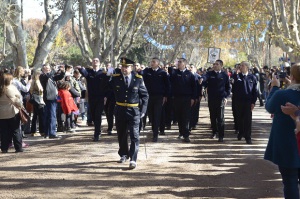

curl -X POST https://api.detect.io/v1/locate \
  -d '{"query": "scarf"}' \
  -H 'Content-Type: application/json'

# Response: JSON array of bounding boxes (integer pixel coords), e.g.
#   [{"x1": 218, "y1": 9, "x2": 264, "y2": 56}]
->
[{"x1": 287, "y1": 84, "x2": 300, "y2": 91}]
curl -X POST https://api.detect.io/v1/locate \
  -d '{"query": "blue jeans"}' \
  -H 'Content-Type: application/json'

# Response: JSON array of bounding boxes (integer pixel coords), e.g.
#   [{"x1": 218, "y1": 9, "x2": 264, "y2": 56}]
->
[
  {"x1": 278, "y1": 166, "x2": 300, "y2": 199},
  {"x1": 44, "y1": 100, "x2": 57, "y2": 137}
]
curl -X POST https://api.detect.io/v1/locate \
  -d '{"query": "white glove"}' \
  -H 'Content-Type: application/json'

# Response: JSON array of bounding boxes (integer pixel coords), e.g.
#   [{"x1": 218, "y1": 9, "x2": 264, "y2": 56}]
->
[{"x1": 140, "y1": 113, "x2": 145, "y2": 118}]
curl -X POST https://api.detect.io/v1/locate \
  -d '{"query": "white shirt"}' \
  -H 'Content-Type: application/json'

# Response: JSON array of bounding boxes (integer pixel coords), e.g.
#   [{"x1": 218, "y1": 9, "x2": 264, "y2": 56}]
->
[
  {"x1": 123, "y1": 73, "x2": 132, "y2": 87},
  {"x1": 214, "y1": 70, "x2": 221, "y2": 73},
  {"x1": 179, "y1": 68, "x2": 187, "y2": 73},
  {"x1": 242, "y1": 72, "x2": 248, "y2": 76}
]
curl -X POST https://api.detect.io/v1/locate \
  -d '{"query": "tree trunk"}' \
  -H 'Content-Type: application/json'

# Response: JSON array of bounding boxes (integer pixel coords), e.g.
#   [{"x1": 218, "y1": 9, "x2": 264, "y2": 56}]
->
[
  {"x1": 32, "y1": 0, "x2": 75, "y2": 68},
  {"x1": 6, "y1": 0, "x2": 28, "y2": 68}
]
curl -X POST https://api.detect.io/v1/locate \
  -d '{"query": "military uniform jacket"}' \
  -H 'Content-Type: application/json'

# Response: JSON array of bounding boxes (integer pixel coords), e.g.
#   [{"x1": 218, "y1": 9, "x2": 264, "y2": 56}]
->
[
  {"x1": 142, "y1": 68, "x2": 170, "y2": 97},
  {"x1": 202, "y1": 70, "x2": 231, "y2": 100},
  {"x1": 78, "y1": 68, "x2": 110, "y2": 100},
  {"x1": 168, "y1": 68, "x2": 197, "y2": 99},
  {"x1": 110, "y1": 72, "x2": 149, "y2": 115},
  {"x1": 232, "y1": 73, "x2": 258, "y2": 104}
]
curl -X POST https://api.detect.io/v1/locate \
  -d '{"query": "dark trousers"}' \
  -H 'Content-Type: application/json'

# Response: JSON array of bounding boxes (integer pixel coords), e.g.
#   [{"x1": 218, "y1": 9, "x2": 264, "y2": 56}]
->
[
  {"x1": 115, "y1": 106, "x2": 140, "y2": 162},
  {"x1": 160, "y1": 103, "x2": 166, "y2": 133},
  {"x1": 279, "y1": 166, "x2": 300, "y2": 199},
  {"x1": 30, "y1": 104, "x2": 44, "y2": 134},
  {"x1": 89, "y1": 98, "x2": 104, "y2": 138},
  {"x1": 164, "y1": 97, "x2": 173, "y2": 127},
  {"x1": 104, "y1": 98, "x2": 115, "y2": 131},
  {"x1": 0, "y1": 114, "x2": 22, "y2": 152},
  {"x1": 174, "y1": 96, "x2": 191, "y2": 138},
  {"x1": 190, "y1": 100, "x2": 200, "y2": 129},
  {"x1": 65, "y1": 114, "x2": 75, "y2": 129},
  {"x1": 208, "y1": 99, "x2": 225, "y2": 138},
  {"x1": 235, "y1": 101, "x2": 252, "y2": 141},
  {"x1": 148, "y1": 96, "x2": 163, "y2": 138},
  {"x1": 232, "y1": 97, "x2": 238, "y2": 131},
  {"x1": 86, "y1": 102, "x2": 92, "y2": 124},
  {"x1": 44, "y1": 100, "x2": 57, "y2": 137}
]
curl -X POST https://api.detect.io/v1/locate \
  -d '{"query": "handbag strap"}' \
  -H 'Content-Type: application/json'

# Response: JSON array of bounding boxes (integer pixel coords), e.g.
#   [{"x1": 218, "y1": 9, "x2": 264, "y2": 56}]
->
[{"x1": 5, "y1": 93, "x2": 20, "y2": 109}]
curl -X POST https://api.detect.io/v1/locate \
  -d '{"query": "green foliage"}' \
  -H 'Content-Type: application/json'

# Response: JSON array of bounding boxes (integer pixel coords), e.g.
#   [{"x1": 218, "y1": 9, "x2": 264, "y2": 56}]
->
[{"x1": 62, "y1": 45, "x2": 90, "y2": 66}]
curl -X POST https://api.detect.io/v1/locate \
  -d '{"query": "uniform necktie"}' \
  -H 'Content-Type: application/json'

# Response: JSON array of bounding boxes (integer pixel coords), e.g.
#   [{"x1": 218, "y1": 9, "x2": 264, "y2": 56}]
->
[{"x1": 125, "y1": 76, "x2": 129, "y2": 87}]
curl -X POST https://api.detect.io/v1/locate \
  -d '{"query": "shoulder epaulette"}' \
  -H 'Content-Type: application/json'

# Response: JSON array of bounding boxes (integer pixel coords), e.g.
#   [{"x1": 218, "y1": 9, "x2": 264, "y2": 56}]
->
[
  {"x1": 112, "y1": 74, "x2": 121, "y2": 77},
  {"x1": 135, "y1": 74, "x2": 142, "y2": 78},
  {"x1": 102, "y1": 71, "x2": 107, "y2": 74}
]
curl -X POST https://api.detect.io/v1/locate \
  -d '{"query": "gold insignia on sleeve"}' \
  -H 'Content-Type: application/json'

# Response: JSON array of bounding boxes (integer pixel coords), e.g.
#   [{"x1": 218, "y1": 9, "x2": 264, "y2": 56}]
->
[
  {"x1": 112, "y1": 74, "x2": 121, "y2": 77},
  {"x1": 135, "y1": 74, "x2": 142, "y2": 78}
]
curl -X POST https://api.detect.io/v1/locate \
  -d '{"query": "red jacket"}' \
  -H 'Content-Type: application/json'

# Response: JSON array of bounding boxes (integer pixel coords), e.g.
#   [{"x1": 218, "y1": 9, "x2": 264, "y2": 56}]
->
[{"x1": 58, "y1": 89, "x2": 79, "y2": 115}]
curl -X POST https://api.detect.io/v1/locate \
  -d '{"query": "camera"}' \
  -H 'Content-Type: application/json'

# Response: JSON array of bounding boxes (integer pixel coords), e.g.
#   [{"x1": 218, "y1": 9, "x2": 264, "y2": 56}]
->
[{"x1": 279, "y1": 72, "x2": 287, "y2": 79}]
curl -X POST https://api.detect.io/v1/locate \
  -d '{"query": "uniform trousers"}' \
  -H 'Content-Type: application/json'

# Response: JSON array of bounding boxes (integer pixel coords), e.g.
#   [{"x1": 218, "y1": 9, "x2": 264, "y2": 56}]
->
[
  {"x1": 208, "y1": 99, "x2": 225, "y2": 138},
  {"x1": 231, "y1": 97, "x2": 238, "y2": 131},
  {"x1": 89, "y1": 98, "x2": 104, "y2": 138},
  {"x1": 173, "y1": 96, "x2": 191, "y2": 138},
  {"x1": 115, "y1": 106, "x2": 140, "y2": 162},
  {"x1": 104, "y1": 98, "x2": 115, "y2": 131},
  {"x1": 190, "y1": 100, "x2": 200, "y2": 129},
  {"x1": 235, "y1": 101, "x2": 252, "y2": 141},
  {"x1": 148, "y1": 95, "x2": 163, "y2": 138},
  {"x1": 279, "y1": 166, "x2": 300, "y2": 199}
]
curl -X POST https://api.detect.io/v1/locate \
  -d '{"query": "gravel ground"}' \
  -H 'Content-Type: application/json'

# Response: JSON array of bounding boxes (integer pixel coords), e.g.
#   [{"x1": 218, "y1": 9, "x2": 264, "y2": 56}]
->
[{"x1": 0, "y1": 100, "x2": 283, "y2": 199}]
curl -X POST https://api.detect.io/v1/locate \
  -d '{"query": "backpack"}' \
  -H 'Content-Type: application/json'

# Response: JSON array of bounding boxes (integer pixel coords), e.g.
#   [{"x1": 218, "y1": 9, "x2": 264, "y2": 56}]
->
[{"x1": 46, "y1": 78, "x2": 58, "y2": 100}]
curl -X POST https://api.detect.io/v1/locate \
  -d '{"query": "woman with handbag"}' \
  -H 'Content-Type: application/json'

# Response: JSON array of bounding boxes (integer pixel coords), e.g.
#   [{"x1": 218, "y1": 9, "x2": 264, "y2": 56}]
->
[
  {"x1": 12, "y1": 66, "x2": 31, "y2": 138},
  {"x1": 30, "y1": 70, "x2": 45, "y2": 137},
  {"x1": 0, "y1": 72, "x2": 24, "y2": 153}
]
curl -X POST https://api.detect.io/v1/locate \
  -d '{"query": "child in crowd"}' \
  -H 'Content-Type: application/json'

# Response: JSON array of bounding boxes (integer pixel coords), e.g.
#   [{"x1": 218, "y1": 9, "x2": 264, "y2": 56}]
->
[{"x1": 57, "y1": 81, "x2": 79, "y2": 132}]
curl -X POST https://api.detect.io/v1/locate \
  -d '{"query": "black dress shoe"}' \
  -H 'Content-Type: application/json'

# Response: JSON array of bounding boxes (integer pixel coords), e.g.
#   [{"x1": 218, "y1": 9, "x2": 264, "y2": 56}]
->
[
  {"x1": 183, "y1": 137, "x2": 191, "y2": 143},
  {"x1": 49, "y1": 135, "x2": 62, "y2": 139},
  {"x1": 107, "y1": 131, "x2": 112, "y2": 135},
  {"x1": 1, "y1": 150, "x2": 8, "y2": 153},
  {"x1": 218, "y1": 137, "x2": 224, "y2": 142},
  {"x1": 159, "y1": 132, "x2": 165, "y2": 135},
  {"x1": 15, "y1": 149, "x2": 24, "y2": 153},
  {"x1": 246, "y1": 140, "x2": 252, "y2": 144},
  {"x1": 152, "y1": 137, "x2": 158, "y2": 142},
  {"x1": 237, "y1": 136, "x2": 242, "y2": 141}
]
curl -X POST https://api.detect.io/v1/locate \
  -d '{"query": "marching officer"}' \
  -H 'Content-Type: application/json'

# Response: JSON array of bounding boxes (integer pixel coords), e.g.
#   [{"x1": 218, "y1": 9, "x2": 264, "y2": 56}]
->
[
  {"x1": 76, "y1": 58, "x2": 110, "y2": 141},
  {"x1": 168, "y1": 58, "x2": 197, "y2": 143},
  {"x1": 231, "y1": 61, "x2": 257, "y2": 144},
  {"x1": 110, "y1": 58, "x2": 148, "y2": 169},
  {"x1": 142, "y1": 57, "x2": 170, "y2": 142},
  {"x1": 200, "y1": 60, "x2": 231, "y2": 142}
]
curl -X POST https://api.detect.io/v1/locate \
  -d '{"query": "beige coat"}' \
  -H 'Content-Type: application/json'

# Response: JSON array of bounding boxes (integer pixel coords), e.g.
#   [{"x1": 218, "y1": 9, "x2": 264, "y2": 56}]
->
[{"x1": 0, "y1": 85, "x2": 23, "y2": 119}]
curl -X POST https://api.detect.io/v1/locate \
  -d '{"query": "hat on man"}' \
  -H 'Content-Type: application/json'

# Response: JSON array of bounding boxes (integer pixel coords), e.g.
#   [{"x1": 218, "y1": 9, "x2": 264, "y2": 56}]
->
[{"x1": 120, "y1": 57, "x2": 135, "y2": 67}]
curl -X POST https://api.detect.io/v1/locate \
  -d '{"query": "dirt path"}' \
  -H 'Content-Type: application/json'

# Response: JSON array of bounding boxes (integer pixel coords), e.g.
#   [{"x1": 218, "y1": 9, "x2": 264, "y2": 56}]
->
[{"x1": 0, "y1": 100, "x2": 282, "y2": 199}]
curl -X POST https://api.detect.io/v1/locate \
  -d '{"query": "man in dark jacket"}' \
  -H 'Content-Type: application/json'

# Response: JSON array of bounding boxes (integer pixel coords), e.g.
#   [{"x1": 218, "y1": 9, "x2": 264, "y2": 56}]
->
[
  {"x1": 200, "y1": 60, "x2": 231, "y2": 142},
  {"x1": 76, "y1": 58, "x2": 110, "y2": 141},
  {"x1": 40, "y1": 64, "x2": 65, "y2": 139}
]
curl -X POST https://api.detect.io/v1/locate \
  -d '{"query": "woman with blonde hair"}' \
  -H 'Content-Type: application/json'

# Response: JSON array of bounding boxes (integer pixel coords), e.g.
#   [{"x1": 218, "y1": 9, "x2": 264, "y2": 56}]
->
[
  {"x1": 264, "y1": 63, "x2": 300, "y2": 198},
  {"x1": 0, "y1": 72, "x2": 24, "y2": 153},
  {"x1": 30, "y1": 69, "x2": 45, "y2": 136},
  {"x1": 13, "y1": 66, "x2": 31, "y2": 138}
]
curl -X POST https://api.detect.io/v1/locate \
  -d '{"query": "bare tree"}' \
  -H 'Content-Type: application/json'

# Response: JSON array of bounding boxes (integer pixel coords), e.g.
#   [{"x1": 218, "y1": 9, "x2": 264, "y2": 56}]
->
[
  {"x1": 263, "y1": 0, "x2": 300, "y2": 61},
  {"x1": 73, "y1": 0, "x2": 158, "y2": 66}
]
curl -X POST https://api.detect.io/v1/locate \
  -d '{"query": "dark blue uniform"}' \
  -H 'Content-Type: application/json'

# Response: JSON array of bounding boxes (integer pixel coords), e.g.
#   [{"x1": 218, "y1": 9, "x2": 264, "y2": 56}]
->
[
  {"x1": 202, "y1": 70, "x2": 231, "y2": 141},
  {"x1": 110, "y1": 72, "x2": 148, "y2": 163},
  {"x1": 168, "y1": 68, "x2": 197, "y2": 142},
  {"x1": 232, "y1": 73, "x2": 257, "y2": 143},
  {"x1": 142, "y1": 67, "x2": 170, "y2": 141},
  {"x1": 78, "y1": 68, "x2": 110, "y2": 141},
  {"x1": 190, "y1": 72, "x2": 202, "y2": 131}
]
